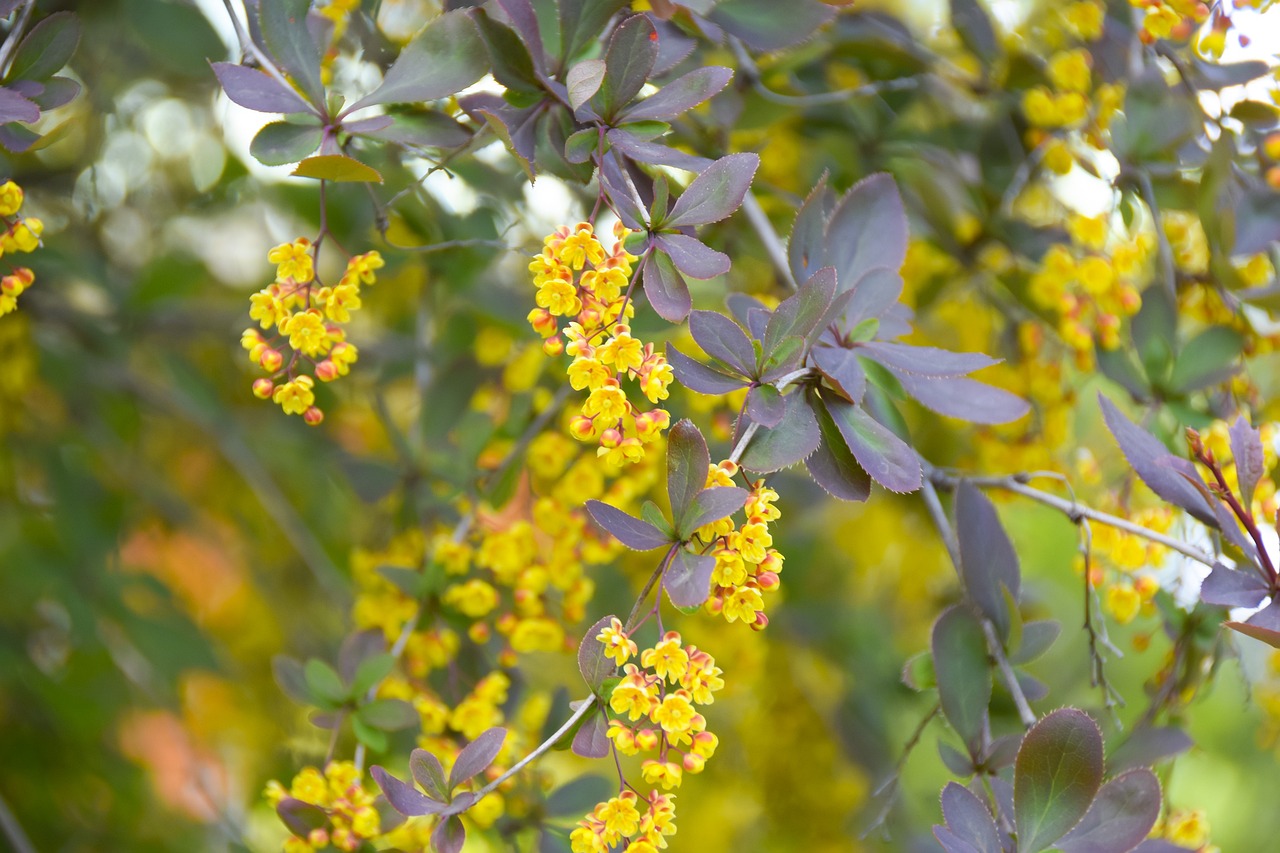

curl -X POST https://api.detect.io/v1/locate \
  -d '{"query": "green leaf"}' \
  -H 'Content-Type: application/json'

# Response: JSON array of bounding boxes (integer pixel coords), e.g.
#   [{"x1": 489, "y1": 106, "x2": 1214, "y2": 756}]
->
[
  {"x1": 358, "y1": 698, "x2": 419, "y2": 731},
  {"x1": 932, "y1": 605, "x2": 991, "y2": 760},
  {"x1": 351, "y1": 653, "x2": 396, "y2": 697},
  {"x1": 7, "y1": 12, "x2": 80, "y2": 82},
  {"x1": 825, "y1": 397, "x2": 921, "y2": 493},
  {"x1": 564, "y1": 127, "x2": 599, "y2": 165},
  {"x1": 1011, "y1": 620, "x2": 1060, "y2": 665},
  {"x1": 708, "y1": 0, "x2": 835, "y2": 52},
  {"x1": 805, "y1": 394, "x2": 872, "y2": 501},
  {"x1": 641, "y1": 501, "x2": 676, "y2": 540},
  {"x1": 1014, "y1": 708, "x2": 1104, "y2": 853},
  {"x1": 950, "y1": 0, "x2": 998, "y2": 61},
  {"x1": 249, "y1": 120, "x2": 322, "y2": 166},
  {"x1": 594, "y1": 14, "x2": 656, "y2": 120},
  {"x1": 901, "y1": 651, "x2": 936, "y2": 691},
  {"x1": 305, "y1": 658, "x2": 349, "y2": 708},
  {"x1": 292, "y1": 155, "x2": 383, "y2": 183},
  {"x1": 347, "y1": 10, "x2": 487, "y2": 111},
  {"x1": 259, "y1": 0, "x2": 325, "y2": 108},
  {"x1": 1169, "y1": 326, "x2": 1242, "y2": 392},
  {"x1": 473, "y1": 9, "x2": 543, "y2": 94},
  {"x1": 1131, "y1": 285, "x2": 1177, "y2": 386},
  {"x1": 559, "y1": 0, "x2": 627, "y2": 63},
  {"x1": 352, "y1": 715, "x2": 389, "y2": 752}
]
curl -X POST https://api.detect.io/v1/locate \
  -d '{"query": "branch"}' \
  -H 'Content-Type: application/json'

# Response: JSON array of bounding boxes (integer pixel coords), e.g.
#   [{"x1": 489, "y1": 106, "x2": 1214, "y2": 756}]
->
[
  {"x1": 473, "y1": 694, "x2": 598, "y2": 799},
  {"x1": 740, "y1": 191, "x2": 797, "y2": 292},
  {"x1": 727, "y1": 36, "x2": 920, "y2": 108},
  {"x1": 1130, "y1": 169, "x2": 1177, "y2": 298},
  {"x1": 928, "y1": 468, "x2": 1218, "y2": 568},
  {"x1": 0, "y1": 790, "x2": 35, "y2": 853}
]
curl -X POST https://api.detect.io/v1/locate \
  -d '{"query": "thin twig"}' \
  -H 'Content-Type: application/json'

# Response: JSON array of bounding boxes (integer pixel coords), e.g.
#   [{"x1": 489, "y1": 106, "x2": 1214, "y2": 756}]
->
[
  {"x1": 741, "y1": 190, "x2": 798, "y2": 292},
  {"x1": 473, "y1": 695, "x2": 598, "y2": 799},
  {"x1": 1131, "y1": 169, "x2": 1177, "y2": 298},
  {"x1": 860, "y1": 702, "x2": 941, "y2": 840},
  {"x1": 929, "y1": 469, "x2": 1218, "y2": 568},
  {"x1": 727, "y1": 36, "x2": 920, "y2": 108},
  {"x1": 625, "y1": 546, "x2": 678, "y2": 632}
]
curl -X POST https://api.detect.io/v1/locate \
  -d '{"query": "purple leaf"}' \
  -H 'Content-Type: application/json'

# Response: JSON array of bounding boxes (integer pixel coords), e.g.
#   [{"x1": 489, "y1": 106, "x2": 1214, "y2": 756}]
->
[
  {"x1": 606, "y1": 129, "x2": 714, "y2": 171},
  {"x1": 665, "y1": 549, "x2": 716, "y2": 608},
  {"x1": 642, "y1": 251, "x2": 691, "y2": 324},
  {"x1": 1011, "y1": 620, "x2": 1061, "y2": 664},
  {"x1": 449, "y1": 727, "x2": 507, "y2": 789},
  {"x1": 689, "y1": 310, "x2": 756, "y2": 376},
  {"x1": 655, "y1": 233, "x2": 730, "y2": 279},
  {"x1": 559, "y1": 0, "x2": 628, "y2": 65},
  {"x1": 893, "y1": 373, "x2": 1030, "y2": 425},
  {"x1": 651, "y1": 17, "x2": 697, "y2": 74},
  {"x1": 746, "y1": 385, "x2": 787, "y2": 428},
  {"x1": 933, "y1": 605, "x2": 991, "y2": 759},
  {"x1": 842, "y1": 267, "x2": 904, "y2": 328},
  {"x1": 1057, "y1": 769, "x2": 1162, "y2": 853},
  {"x1": 1226, "y1": 601, "x2": 1280, "y2": 648},
  {"x1": 940, "y1": 782, "x2": 1002, "y2": 853},
  {"x1": 596, "y1": 14, "x2": 657, "y2": 118},
  {"x1": 683, "y1": 486, "x2": 749, "y2": 535},
  {"x1": 1199, "y1": 563, "x2": 1270, "y2": 608},
  {"x1": 727, "y1": 293, "x2": 771, "y2": 339},
  {"x1": 578, "y1": 615, "x2": 619, "y2": 693},
  {"x1": 739, "y1": 391, "x2": 821, "y2": 474},
  {"x1": 1228, "y1": 415, "x2": 1265, "y2": 509},
  {"x1": 764, "y1": 266, "x2": 837, "y2": 354},
  {"x1": 955, "y1": 481, "x2": 1022, "y2": 639},
  {"x1": 473, "y1": 100, "x2": 541, "y2": 179},
  {"x1": 585, "y1": 500, "x2": 672, "y2": 551},
  {"x1": 599, "y1": 151, "x2": 649, "y2": 229},
  {"x1": 664, "y1": 153, "x2": 761, "y2": 228},
  {"x1": 349, "y1": 10, "x2": 488, "y2": 111},
  {"x1": 371, "y1": 766, "x2": 449, "y2": 816},
  {"x1": 0, "y1": 88, "x2": 39, "y2": 125},
  {"x1": 622, "y1": 66, "x2": 733, "y2": 122},
  {"x1": 812, "y1": 346, "x2": 867, "y2": 403},
  {"x1": 858, "y1": 342, "x2": 998, "y2": 376},
  {"x1": 667, "y1": 343, "x2": 750, "y2": 394},
  {"x1": 1106, "y1": 727, "x2": 1193, "y2": 774},
  {"x1": 341, "y1": 115, "x2": 394, "y2": 134},
  {"x1": 432, "y1": 815, "x2": 466, "y2": 853},
  {"x1": 1014, "y1": 709, "x2": 1105, "y2": 853},
  {"x1": 825, "y1": 174, "x2": 908, "y2": 292},
  {"x1": 807, "y1": 395, "x2": 872, "y2": 501},
  {"x1": 496, "y1": 0, "x2": 547, "y2": 76},
  {"x1": 1099, "y1": 395, "x2": 1217, "y2": 526},
  {"x1": 571, "y1": 710, "x2": 611, "y2": 758},
  {"x1": 825, "y1": 397, "x2": 922, "y2": 493},
  {"x1": 259, "y1": 0, "x2": 324, "y2": 108},
  {"x1": 277, "y1": 797, "x2": 329, "y2": 836},
  {"x1": 410, "y1": 748, "x2": 449, "y2": 801},
  {"x1": 338, "y1": 628, "x2": 385, "y2": 683},
  {"x1": 789, "y1": 176, "x2": 834, "y2": 284},
  {"x1": 934, "y1": 825, "x2": 985, "y2": 853},
  {"x1": 566, "y1": 59, "x2": 606, "y2": 111},
  {"x1": 708, "y1": 0, "x2": 836, "y2": 52},
  {"x1": 667, "y1": 419, "x2": 710, "y2": 528},
  {"x1": 212, "y1": 62, "x2": 313, "y2": 114}
]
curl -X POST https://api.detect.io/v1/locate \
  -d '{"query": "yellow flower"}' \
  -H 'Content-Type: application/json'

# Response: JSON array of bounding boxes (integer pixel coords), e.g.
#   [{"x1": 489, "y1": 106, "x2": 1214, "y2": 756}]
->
[
  {"x1": 1104, "y1": 582, "x2": 1141, "y2": 625},
  {"x1": 722, "y1": 585, "x2": 764, "y2": 624},
  {"x1": 583, "y1": 380, "x2": 629, "y2": 423},
  {"x1": 732, "y1": 522, "x2": 772, "y2": 563},
  {"x1": 321, "y1": 282, "x2": 362, "y2": 323},
  {"x1": 596, "y1": 616, "x2": 638, "y2": 665},
  {"x1": 640, "y1": 360, "x2": 673, "y2": 404},
  {"x1": 343, "y1": 251, "x2": 384, "y2": 285},
  {"x1": 650, "y1": 690, "x2": 698, "y2": 735},
  {"x1": 640, "y1": 631, "x2": 689, "y2": 682},
  {"x1": 536, "y1": 276, "x2": 582, "y2": 316},
  {"x1": 273, "y1": 376, "x2": 316, "y2": 416},
  {"x1": 599, "y1": 329, "x2": 644, "y2": 374},
  {"x1": 510, "y1": 617, "x2": 564, "y2": 653},
  {"x1": 443, "y1": 579, "x2": 499, "y2": 618},
  {"x1": 568, "y1": 356, "x2": 611, "y2": 391},
  {"x1": 610, "y1": 664, "x2": 658, "y2": 721},
  {"x1": 596, "y1": 792, "x2": 641, "y2": 842},
  {"x1": 283, "y1": 310, "x2": 333, "y2": 357},
  {"x1": 268, "y1": 238, "x2": 315, "y2": 283},
  {"x1": 0, "y1": 180, "x2": 23, "y2": 216},
  {"x1": 1048, "y1": 49, "x2": 1092, "y2": 94},
  {"x1": 640, "y1": 759, "x2": 683, "y2": 790}
]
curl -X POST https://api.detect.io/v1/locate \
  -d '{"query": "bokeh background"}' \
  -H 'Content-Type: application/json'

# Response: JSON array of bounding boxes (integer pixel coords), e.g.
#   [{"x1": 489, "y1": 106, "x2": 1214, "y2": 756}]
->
[{"x1": 3, "y1": 0, "x2": 1280, "y2": 851}]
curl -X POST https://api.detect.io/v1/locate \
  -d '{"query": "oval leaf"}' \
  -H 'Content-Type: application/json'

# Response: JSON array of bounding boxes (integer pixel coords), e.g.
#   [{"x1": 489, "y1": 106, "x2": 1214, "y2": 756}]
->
[
  {"x1": 1057, "y1": 769, "x2": 1161, "y2": 853},
  {"x1": 739, "y1": 391, "x2": 821, "y2": 474},
  {"x1": 622, "y1": 66, "x2": 733, "y2": 122},
  {"x1": 250, "y1": 120, "x2": 322, "y2": 166},
  {"x1": 292, "y1": 154, "x2": 384, "y2": 183},
  {"x1": 932, "y1": 605, "x2": 991, "y2": 760},
  {"x1": 571, "y1": 709, "x2": 611, "y2": 758},
  {"x1": 449, "y1": 727, "x2": 507, "y2": 789},
  {"x1": 642, "y1": 250, "x2": 691, "y2": 323},
  {"x1": 410, "y1": 748, "x2": 450, "y2": 801},
  {"x1": 1014, "y1": 708, "x2": 1105, "y2": 853},
  {"x1": 578, "y1": 615, "x2": 619, "y2": 694},
  {"x1": 688, "y1": 309, "x2": 756, "y2": 376},
  {"x1": 371, "y1": 766, "x2": 449, "y2": 816},
  {"x1": 349, "y1": 10, "x2": 487, "y2": 111},
  {"x1": 212, "y1": 62, "x2": 313, "y2": 114},
  {"x1": 664, "y1": 153, "x2": 761, "y2": 228},
  {"x1": 665, "y1": 549, "x2": 716, "y2": 609},
  {"x1": 667, "y1": 343, "x2": 750, "y2": 394},
  {"x1": 940, "y1": 782, "x2": 1002, "y2": 853},
  {"x1": 681, "y1": 486, "x2": 749, "y2": 537},
  {"x1": 825, "y1": 397, "x2": 922, "y2": 493},
  {"x1": 955, "y1": 480, "x2": 1021, "y2": 639},
  {"x1": 667, "y1": 419, "x2": 710, "y2": 529}
]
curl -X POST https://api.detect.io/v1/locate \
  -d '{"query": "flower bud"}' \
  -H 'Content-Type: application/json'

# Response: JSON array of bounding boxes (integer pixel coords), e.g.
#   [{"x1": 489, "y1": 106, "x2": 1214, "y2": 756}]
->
[
  {"x1": 756, "y1": 571, "x2": 780, "y2": 591},
  {"x1": 682, "y1": 751, "x2": 706, "y2": 774},
  {"x1": 635, "y1": 728, "x2": 660, "y2": 752},
  {"x1": 542, "y1": 336, "x2": 564, "y2": 357},
  {"x1": 303, "y1": 406, "x2": 324, "y2": 426},
  {"x1": 750, "y1": 611, "x2": 769, "y2": 632},
  {"x1": 259, "y1": 348, "x2": 284, "y2": 372},
  {"x1": 315, "y1": 360, "x2": 339, "y2": 382},
  {"x1": 569, "y1": 415, "x2": 597, "y2": 441},
  {"x1": 252, "y1": 378, "x2": 274, "y2": 399},
  {"x1": 599, "y1": 428, "x2": 622, "y2": 448}
]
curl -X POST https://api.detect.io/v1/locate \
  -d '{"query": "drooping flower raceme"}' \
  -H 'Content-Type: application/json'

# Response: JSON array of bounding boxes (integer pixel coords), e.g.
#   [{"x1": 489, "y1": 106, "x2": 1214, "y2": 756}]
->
[
  {"x1": 241, "y1": 239, "x2": 383, "y2": 423},
  {"x1": 0, "y1": 181, "x2": 43, "y2": 318}
]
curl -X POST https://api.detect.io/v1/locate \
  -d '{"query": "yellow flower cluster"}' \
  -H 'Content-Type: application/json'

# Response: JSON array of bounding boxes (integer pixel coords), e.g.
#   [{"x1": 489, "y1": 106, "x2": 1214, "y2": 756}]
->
[
  {"x1": 570, "y1": 789, "x2": 677, "y2": 853},
  {"x1": 242, "y1": 238, "x2": 384, "y2": 423},
  {"x1": 528, "y1": 223, "x2": 673, "y2": 465},
  {"x1": 263, "y1": 761, "x2": 381, "y2": 853},
  {"x1": 1028, "y1": 216, "x2": 1150, "y2": 366},
  {"x1": 1155, "y1": 808, "x2": 1218, "y2": 852},
  {"x1": 0, "y1": 181, "x2": 43, "y2": 318},
  {"x1": 687, "y1": 462, "x2": 784, "y2": 629},
  {"x1": 569, "y1": 626, "x2": 721, "y2": 852}
]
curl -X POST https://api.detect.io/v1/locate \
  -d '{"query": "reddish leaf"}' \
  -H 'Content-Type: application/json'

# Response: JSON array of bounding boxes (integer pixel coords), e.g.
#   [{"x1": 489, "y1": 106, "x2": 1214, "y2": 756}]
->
[
  {"x1": 410, "y1": 749, "x2": 449, "y2": 801},
  {"x1": 893, "y1": 373, "x2": 1030, "y2": 425},
  {"x1": 682, "y1": 486, "x2": 749, "y2": 534},
  {"x1": 212, "y1": 62, "x2": 313, "y2": 114},
  {"x1": 666, "y1": 343, "x2": 750, "y2": 394},
  {"x1": 1014, "y1": 709, "x2": 1105, "y2": 853},
  {"x1": 595, "y1": 14, "x2": 657, "y2": 118},
  {"x1": 825, "y1": 174, "x2": 908, "y2": 292},
  {"x1": 371, "y1": 766, "x2": 449, "y2": 816},
  {"x1": 1198, "y1": 563, "x2": 1269, "y2": 607},
  {"x1": 578, "y1": 615, "x2": 619, "y2": 693},
  {"x1": 940, "y1": 782, "x2": 1002, "y2": 853},
  {"x1": 825, "y1": 397, "x2": 922, "y2": 493},
  {"x1": 806, "y1": 395, "x2": 871, "y2": 501},
  {"x1": 739, "y1": 391, "x2": 821, "y2": 474},
  {"x1": 1228, "y1": 415, "x2": 1265, "y2": 509},
  {"x1": 664, "y1": 549, "x2": 716, "y2": 608},
  {"x1": 955, "y1": 481, "x2": 1021, "y2": 639},
  {"x1": 655, "y1": 233, "x2": 730, "y2": 279},
  {"x1": 667, "y1": 419, "x2": 710, "y2": 527},
  {"x1": 572, "y1": 710, "x2": 611, "y2": 758},
  {"x1": 858, "y1": 342, "x2": 997, "y2": 376},
  {"x1": 622, "y1": 66, "x2": 733, "y2": 121},
  {"x1": 1057, "y1": 769, "x2": 1161, "y2": 853},
  {"x1": 664, "y1": 153, "x2": 760, "y2": 228},
  {"x1": 688, "y1": 310, "x2": 756, "y2": 376},
  {"x1": 746, "y1": 385, "x2": 787, "y2": 428},
  {"x1": 432, "y1": 815, "x2": 466, "y2": 853},
  {"x1": 642, "y1": 250, "x2": 691, "y2": 323},
  {"x1": 812, "y1": 346, "x2": 867, "y2": 403}
]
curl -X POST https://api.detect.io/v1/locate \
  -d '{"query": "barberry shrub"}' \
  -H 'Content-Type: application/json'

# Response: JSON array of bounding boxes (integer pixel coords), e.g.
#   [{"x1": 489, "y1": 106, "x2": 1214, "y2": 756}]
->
[{"x1": 4, "y1": 1, "x2": 1280, "y2": 852}]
